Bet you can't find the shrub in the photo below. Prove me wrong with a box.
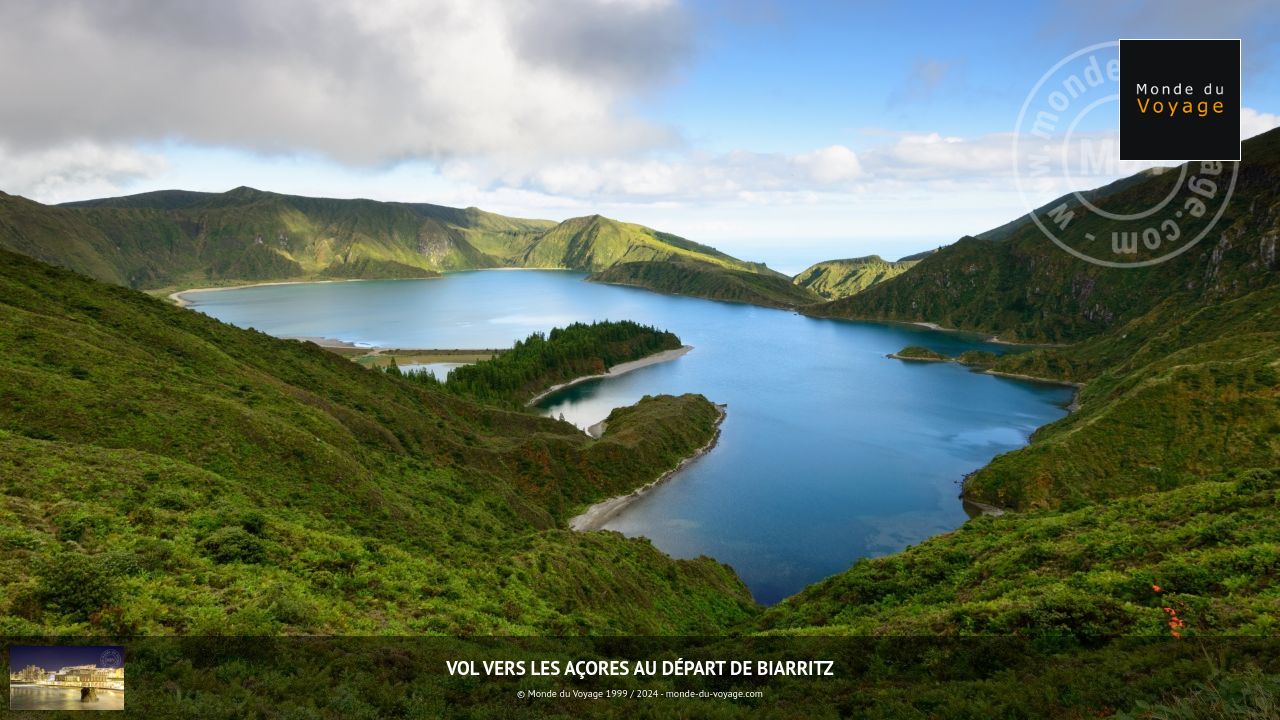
[101,549,143,576]
[55,511,113,544]
[239,510,267,536]
[132,538,176,571]
[199,526,266,564]
[151,487,196,511]
[35,552,118,619]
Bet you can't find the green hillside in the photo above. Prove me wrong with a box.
[0,188,775,293]
[964,284,1280,510]
[792,255,917,300]
[805,129,1280,344]
[589,260,819,308]
[0,247,755,635]
[516,214,765,273]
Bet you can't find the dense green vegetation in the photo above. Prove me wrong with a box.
[589,260,819,308]
[0,248,755,635]
[792,255,917,300]
[414,320,681,406]
[0,187,769,291]
[965,284,1279,510]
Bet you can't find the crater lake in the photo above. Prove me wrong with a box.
[181,271,1073,604]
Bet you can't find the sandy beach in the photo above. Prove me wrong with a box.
[984,370,1082,412]
[569,404,726,532]
[908,320,1063,347]
[526,345,693,406]
[167,275,446,308]
[961,497,1007,517]
[982,369,1082,387]
[167,278,368,308]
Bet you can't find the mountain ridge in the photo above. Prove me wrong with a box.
[0,187,768,292]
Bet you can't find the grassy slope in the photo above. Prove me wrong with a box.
[761,467,1280,636]
[967,286,1280,510]
[519,214,764,273]
[792,255,917,300]
[589,260,819,308]
[0,248,755,635]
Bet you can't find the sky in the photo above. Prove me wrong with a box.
[9,645,124,671]
[1,0,1278,273]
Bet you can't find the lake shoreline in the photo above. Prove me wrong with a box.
[167,275,446,308]
[908,321,1065,347]
[983,370,1082,412]
[570,404,726,532]
[169,278,371,307]
[177,270,1076,600]
[526,345,694,406]
[886,351,949,362]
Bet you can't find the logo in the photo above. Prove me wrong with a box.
[1120,39,1241,161]
[1013,41,1238,268]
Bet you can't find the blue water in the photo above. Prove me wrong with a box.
[183,271,1072,604]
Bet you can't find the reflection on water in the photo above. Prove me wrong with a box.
[9,685,125,711]
[185,271,1073,603]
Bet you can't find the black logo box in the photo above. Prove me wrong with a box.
[1120,39,1241,161]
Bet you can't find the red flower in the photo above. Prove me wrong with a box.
[1152,584,1162,593]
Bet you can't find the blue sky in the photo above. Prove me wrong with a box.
[1,0,1277,273]
[652,0,1280,152]
[9,645,123,671]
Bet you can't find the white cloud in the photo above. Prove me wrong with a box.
[443,144,866,202]
[0,0,690,166]
[792,146,863,183]
[0,142,168,205]
[863,132,1012,178]
[1242,108,1280,139]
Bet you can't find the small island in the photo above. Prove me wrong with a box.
[887,345,951,362]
